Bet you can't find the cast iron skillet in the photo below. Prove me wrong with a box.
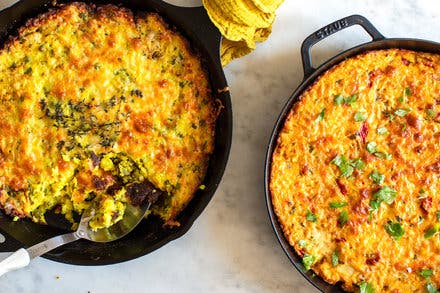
[265,15,440,292]
[0,0,232,265]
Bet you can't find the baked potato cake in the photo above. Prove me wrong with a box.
[0,2,217,230]
[270,49,439,292]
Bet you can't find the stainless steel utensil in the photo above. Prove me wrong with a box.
[0,201,150,276]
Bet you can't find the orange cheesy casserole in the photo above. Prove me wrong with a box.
[270,49,439,292]
[0,3,218,230]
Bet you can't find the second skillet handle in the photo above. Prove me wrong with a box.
[301,15,385,78]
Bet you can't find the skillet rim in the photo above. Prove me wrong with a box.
[264,36,440,292]
[0,0,233,265]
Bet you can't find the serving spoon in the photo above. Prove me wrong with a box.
[0,181,162,276]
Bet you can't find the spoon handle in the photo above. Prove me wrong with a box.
[0,231,80,277]
[27,231,80,259]
[0,248,30,277]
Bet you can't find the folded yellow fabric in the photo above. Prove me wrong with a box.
[202,0,284,66]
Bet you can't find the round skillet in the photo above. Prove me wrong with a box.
[265,15,440,292]
[0,0,232,265]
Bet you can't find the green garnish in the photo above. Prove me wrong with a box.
[316,108,325,122]
[369,200,380,211]
[351,158,366,170]
[334,94,344,105]
[404,87,411,96]
[395,108,410,117]
[427,109,437,119]
[345,93,359,105]
[302,254,316,270]
[330,202,348,209]
[333,93,359,105]
[369,170,385,185]
[402,122,408,131]
[366,142,377,153]
[354,111,367,122]
[24,67,32,75]
[385,221,404,241]
[331,155,366,177]
[419,268,434,278]
[437,211,440,221]
[373,186,397,204]
[426,282,439,293]
[424,223,440,239]
[377,126,388,135]
[359,281,375,293]
[306,210,317,222]
[331,250,339,266]
[373,152,392,160]
[331,154,354,177]
[419,188,427,199]
[338,211,349,227]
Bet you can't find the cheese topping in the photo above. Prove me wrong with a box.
[0,3,217,229]
[271,49,439,292]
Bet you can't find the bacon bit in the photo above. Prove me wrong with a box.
[414,145,425,153]
[401,58,410,66]
[360,188,370,199]
[406,114,421,130]
[366,253,380,265]
[10,178,27,191]
[335,237,346,243]
[368,69,383,87]
[336,179,348,195]
[300,164,310,176]
[92,176,107,190]
[420,197,432,213]
[384,65,396,75]
[358,122,369,144]
[426,161,440,172]
[90,152,100,167]
[423,60,434,68]
[413,133,423,143]
[401,128,411,138]
[158,79,167,87]
[353,201,369,216]
[297,248,306,258]
[391,171,402,181]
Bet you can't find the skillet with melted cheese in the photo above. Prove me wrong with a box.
[271,49,439,292]
[0,2,217,230]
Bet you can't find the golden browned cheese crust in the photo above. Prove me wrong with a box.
[271,49,439,292]
[0,2,217,229]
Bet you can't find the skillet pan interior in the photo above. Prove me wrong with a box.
[0,0,232,265]
[265,15,440,293]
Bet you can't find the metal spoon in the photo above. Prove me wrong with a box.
[0,181,162,276]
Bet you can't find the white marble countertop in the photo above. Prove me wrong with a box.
[0,0,439,292]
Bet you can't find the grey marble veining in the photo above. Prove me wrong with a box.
[0,0,439,292]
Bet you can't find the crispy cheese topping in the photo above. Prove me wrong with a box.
[271,49,440,292]
[0,3,217,229]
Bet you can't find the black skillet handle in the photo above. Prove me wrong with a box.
[301,14,385,78]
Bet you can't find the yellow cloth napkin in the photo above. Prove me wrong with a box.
[202,0,284,66]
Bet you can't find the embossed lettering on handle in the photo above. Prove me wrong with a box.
[315,18,349,39]
[301,15,385,78]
